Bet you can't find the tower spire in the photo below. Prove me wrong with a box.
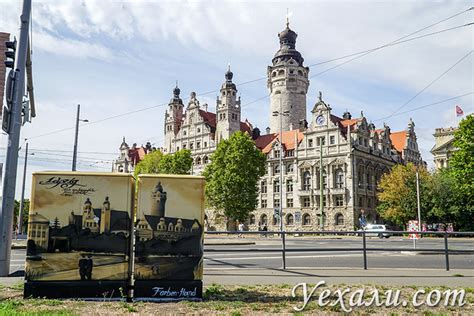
[286,8,290,28]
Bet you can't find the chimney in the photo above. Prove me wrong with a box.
[203,103,208,112]
[266,127,270,135]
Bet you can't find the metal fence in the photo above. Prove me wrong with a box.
[204,230,474,271]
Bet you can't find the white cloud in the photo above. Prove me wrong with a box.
[0,0,472,198]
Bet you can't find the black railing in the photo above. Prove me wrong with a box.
[204,230,474,271]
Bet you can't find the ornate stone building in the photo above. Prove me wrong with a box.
[112,22,423,231]
[430,127,458,170]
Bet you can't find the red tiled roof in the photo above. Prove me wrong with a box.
[199,109,252,134]
[199,110,216,128]
[254,133,277,151]
[256,130,304,154]
[390,131,407,153]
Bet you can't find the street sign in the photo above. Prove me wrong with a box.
[408,220,420,240]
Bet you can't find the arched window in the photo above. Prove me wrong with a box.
[335,168,344,188]
[272,72,277,77]
[203,156,209,164]
[278,69,285,76]
[196,157,202,165]
[335,213,344,226]
[303,171,311,190]
[260,214,268,225]
[303,213,311,225]
[286,214,294,225]
[249,214,256,225]
[298,70,303,76]
[274,164,280,175]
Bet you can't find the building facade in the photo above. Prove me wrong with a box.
[112,22,423,231]
[430,127,458,170]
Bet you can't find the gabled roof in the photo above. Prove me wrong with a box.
[198,109,252,134]
[330,114,361,137]
[389,131,407,153]
[256,130,304,154]
[199,110,217,128]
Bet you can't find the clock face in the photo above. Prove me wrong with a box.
[316,115,325,126]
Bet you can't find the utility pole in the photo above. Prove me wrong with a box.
[416,170,422,232]
[319,137,324,230]
[72,104,88,171]
[18,141,29,235]
[272,100,289,269]
[72,104,80,171]
[0,0,32,276]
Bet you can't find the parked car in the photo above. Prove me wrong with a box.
[358,224,391,238]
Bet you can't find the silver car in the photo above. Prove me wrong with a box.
[359,224,391,238]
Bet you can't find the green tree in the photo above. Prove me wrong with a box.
[203,132,266,222]
[449,114,474,206]
[134,150,163,177]
[134,149,193,176]
[376,163,431,228]
[428,169,466,228]
[158,149,193,175]
[13,199,29,233]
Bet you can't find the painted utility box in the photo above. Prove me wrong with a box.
[134,174,205,301]
[24,172,135,299]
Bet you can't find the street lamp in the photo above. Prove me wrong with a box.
[17,141,34,236]
[72,104,89,171]
[272,100,289,269]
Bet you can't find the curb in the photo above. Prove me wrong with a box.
[11,245,26,250]
[204,242,256,246]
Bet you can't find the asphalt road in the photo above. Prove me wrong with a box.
[9,237,474,274]
[203,237,474,270]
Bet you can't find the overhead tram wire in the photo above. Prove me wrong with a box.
[240,23,473,111]
[309,23,473,78]
[26,9,472,141]
[307,7,473,68]
[380,92,473,120]
[378,50,473,121]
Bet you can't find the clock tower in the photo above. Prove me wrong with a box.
[268,20,309,133]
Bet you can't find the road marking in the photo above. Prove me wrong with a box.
[204,253,399,261]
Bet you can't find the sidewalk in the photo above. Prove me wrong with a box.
[204,267,474,287]
[3,268,472,288]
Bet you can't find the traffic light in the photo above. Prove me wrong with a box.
[4,38,17,69]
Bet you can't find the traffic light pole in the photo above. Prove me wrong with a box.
[0,0,32,276]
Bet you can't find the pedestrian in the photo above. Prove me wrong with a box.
[238,222,244,238]
[262,224,268,238]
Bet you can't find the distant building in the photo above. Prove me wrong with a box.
[112,22,423,231]
[431,127,458,170]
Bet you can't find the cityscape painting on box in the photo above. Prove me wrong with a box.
[134,174,205,300]
[25,172,134,284]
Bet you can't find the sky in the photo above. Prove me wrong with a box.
[0,0,472,199]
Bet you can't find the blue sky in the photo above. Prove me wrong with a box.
[0,0,472,198]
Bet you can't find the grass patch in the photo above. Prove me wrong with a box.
[452,273,464,277]
[0,284,472,314]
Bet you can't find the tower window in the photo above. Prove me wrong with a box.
[272,72,277,77]
[278,70,284,76]
[222,91,226,96]
[298,70,303,76]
